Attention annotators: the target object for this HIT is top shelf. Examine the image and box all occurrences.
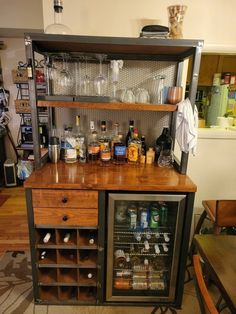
[26,33,204,61]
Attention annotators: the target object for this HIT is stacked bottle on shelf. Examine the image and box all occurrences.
[50,116,173,167]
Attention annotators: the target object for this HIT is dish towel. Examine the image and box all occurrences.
[175,98,198,155]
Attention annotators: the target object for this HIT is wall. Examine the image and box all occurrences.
[42,0,236,53]
[0,0,43,37]
[0,38,26,161]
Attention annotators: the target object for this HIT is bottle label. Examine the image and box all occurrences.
[101,150,111,161]
[88,145,100,154]
[114,145,126,156]
[127,144,139,162]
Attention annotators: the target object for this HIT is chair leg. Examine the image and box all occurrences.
[189,210,207,261]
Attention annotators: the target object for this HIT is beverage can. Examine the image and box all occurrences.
[150,205,160,229]
[160,203,168,226]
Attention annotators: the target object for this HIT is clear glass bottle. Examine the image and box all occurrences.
[127,128,141,164]
[45,0,72,35]
[155,127,173,162]
[87,121,100,161]
[74,115,86,162]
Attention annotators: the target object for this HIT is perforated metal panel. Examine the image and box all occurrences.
[52,59,177,147]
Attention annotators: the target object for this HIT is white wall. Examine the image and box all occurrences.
[42,0,236,52]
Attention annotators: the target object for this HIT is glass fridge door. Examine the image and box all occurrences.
[106,193,186,302]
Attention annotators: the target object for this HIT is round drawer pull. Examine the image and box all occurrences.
[61,197,68,203]
[62,215,68,221]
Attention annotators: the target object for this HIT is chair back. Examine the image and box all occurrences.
[193,255,219,314]
[216,200,236,227]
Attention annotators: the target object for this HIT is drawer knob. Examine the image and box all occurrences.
[62,215,68,221]
[61,197,68,203]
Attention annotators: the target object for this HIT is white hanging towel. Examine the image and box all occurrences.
[175,98,198,155]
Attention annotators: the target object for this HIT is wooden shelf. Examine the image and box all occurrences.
[37,100,177,112]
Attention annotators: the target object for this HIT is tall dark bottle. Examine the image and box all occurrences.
[155,127,172,161]
[125,120,134,147]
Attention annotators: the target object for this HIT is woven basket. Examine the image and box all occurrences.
[12,69,28,84]
[14,99,31,113]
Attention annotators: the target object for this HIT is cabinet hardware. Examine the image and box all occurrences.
[61,197,68,203]
[62,215,68,221]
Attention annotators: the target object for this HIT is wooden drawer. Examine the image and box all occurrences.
[32,190,98,209]
[34,207,98,226]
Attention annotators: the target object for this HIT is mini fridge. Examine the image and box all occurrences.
[106,193,187,303]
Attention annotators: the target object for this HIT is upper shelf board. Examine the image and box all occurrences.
[25,33,204,62]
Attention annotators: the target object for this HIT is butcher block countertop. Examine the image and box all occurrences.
[24,162,197,192]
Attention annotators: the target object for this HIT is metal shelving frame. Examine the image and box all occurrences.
[25,33,203,173]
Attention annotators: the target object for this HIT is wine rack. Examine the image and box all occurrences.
[35,227,98,303]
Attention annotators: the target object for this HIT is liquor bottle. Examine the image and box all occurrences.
[125,120,134,147]
[146,147,155,164]
[43,232,51,243]
[155,127,173,162]
[87,121,100,161]
[113,134,126,164]
[45,0,72,35]
[111,122,120,156]
[98,121,111,163]
[140,135,146,163]
[74,115,86,162]
[64,126,77,163]
[127,128,141,164]
[63,232,70,243]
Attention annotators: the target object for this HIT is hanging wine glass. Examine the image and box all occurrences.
[58,55,74,89]
[94,54,108,96]
[80,56,92,96]
[110,60,123,101]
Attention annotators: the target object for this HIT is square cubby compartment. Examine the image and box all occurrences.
[79,268,97,285]
[57,249,78,265]
[78,287,97,302]
[57,229,77,246]
[78,250,97,266]
[39,286,58,301]
[36,229,56,245]
[78,229,98,247]
[38,249,57,264]
[59,286,78,301]
[38,268,57,283]
[58,268,78,283]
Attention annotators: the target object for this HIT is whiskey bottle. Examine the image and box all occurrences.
[63,233,71,243]
[98,121,111,163]
[127,128,141,164]
[87,121,100,161]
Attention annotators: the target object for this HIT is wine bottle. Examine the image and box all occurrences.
[154,244,160,254]
[63,232,70,243]
[43,232,51,243]
[40,251,46,260]
[89,237,95,245]
[87,273,93,279]
[162,243,168,252]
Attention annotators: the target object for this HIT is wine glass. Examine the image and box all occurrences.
[167,86,183,105]
[58,55,74,89]
[94,54,108,96]
[80,56,92,96]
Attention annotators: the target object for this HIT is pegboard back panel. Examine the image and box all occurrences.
[51,60,177,97]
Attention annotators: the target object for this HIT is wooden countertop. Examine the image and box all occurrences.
[24,162,197,192]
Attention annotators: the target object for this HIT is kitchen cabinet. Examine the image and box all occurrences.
[25,33,203,174]
[187,54,236,86]
[25,162,196,307]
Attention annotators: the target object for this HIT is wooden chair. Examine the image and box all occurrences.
[193,254,219,314]
[189,200,236,259]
